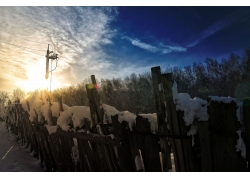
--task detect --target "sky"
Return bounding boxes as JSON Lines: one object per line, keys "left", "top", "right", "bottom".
{"left": 0, "top": 5, "right": 250, "bottom": 93}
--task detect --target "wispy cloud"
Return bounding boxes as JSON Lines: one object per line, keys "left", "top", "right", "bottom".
{"left": 130, "top": 39, "right": 158, "bottom": 53}
{"left": 123, "top": 37, "right": 186, "bottom": 54}
{"left": 187, "top": 7, "right": 250, "bottom": 47}
{"left": 0, "top": 7, "right": 118, "bottom": 92}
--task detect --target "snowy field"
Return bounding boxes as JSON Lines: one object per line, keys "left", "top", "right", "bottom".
{"left": 0, "top": 121, "right": 43, "bottom": 172}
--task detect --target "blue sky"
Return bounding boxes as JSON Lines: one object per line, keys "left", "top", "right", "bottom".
{"left": 0, "top": 6, "right": 250, "bottom": 92}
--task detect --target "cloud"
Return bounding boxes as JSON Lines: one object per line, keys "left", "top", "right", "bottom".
{"left": 124, "top": 37, "right": 186, "bottom": 54}
{"left": 0, "top": 7, "right": 118, "bottom": 92}
{"left": 187, "top": 7, "right": 250, "bottom": 47}
{"left": 130, "top": 39, "right": 158, "bottom": 53}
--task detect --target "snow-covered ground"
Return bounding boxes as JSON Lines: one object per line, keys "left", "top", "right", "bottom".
{"left": 0, "top": 121, "right": 43, "bottom": 172}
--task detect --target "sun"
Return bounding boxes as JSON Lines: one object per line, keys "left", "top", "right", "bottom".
{"left": 16, "top": 59, "right": 62, "bottom": 92}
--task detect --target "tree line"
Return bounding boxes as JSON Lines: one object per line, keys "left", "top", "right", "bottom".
{"left": 1, "top": 49, "right": 250, "bottom": 114}
{"left": 51, "top": 49, "right": 250, "bottom": 114}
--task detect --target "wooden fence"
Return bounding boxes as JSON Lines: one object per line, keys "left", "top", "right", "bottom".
{"left": 3, "top": 66, "right": 250, "bottom": 172}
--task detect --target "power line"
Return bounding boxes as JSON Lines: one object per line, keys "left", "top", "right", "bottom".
{"left": 0, "top": 40, "right": 44, "bottom": 56}
{"left": 0, "top": 27, "right": 48, "bottom": 45}
{"left": 49, "top": 57, "right": 59, "bottom": 72}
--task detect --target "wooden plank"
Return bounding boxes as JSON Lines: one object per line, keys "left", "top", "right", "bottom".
{"left": 176, "top": 111, "right": 201, "bottom": 171}
{"left": 28, "top": 119, "right": 38, "bottom": 155}
{"left": 243, "top": 98, "right": 250, "bottom": 171}
{"left": 22, "top": 112, "right": 31, "bottom": 150}
{"left": 161, "top": 73, "right": 185, "bottom": 172}
{"left": 30, "top": 124, "right": 44, "bottom": 162}
{"left": 112, "top": 115, "right": 134, "bottom": 171}
{"left": 60, "top": 135, "right": 75, "bottom": 171}
{"left": 56, "top": 129, "right": 120, "bottom": 146}
{"left": 14, "top": 104, "right": 18, "bottom": 136}
{"left": 95, "top": 142, "right": 109, "bottom": 171}
{"left": 41, "top": 127, "right": 57, "bottom": 171}
{"left": 86, "top": 85, "right": 98, "bottom": 128}
{"left": 90, "top": 75, "right": 104, "bottom": 124}
{"left": 23, "top": 111, "right": 35, "bottom": 152}
{"left": 39, "top": 126, "right": 55, "bottom": 171}
{"left": 32, "top": 124, "right": 51, "bottom": 170}
{"left": 57, "top": 96, "right": 63, "bottom": 112}
{"left": 100, "top": 143, "right": 116, "bottom": 171}
{"left": 58, "top": 135, "right": 70, "bottom": 171}
{"left": 127, "top": 132, "right": 142, "bottom": 171}
{"left": 151, "top": 67, "right": 166, "bottom": 133}
{"left": 77, "top": 138, "right": 89, "bottom": 171}
{"left": 64, "top": 136, "right": 77, "bottom": 171}
{"left": 46, "top": 133, "right": 61, "bottom": 171}
{"left": 208, "top": 99, "right": 247, "bottom": 171}
{"left": 26, "top": 100, "right": 30, "bottom": 112}
{"left": 198, "top": 121, "right": 213, "bottom": 171}
{"left": 20, "top": 109, "right": 28, "bottom": 147}
{"left": 151, "top": 67, "right": 172, "bottom": 171}
{"left": 82, "top": 140, "right": 99, "bottom": 171}
{"left": 96, "top": 123, "right": 119, "bottom": 172}
{"left": 107, "top": 145, "right": 121, "bottom": 171}
{"left": 57, "top": 130, "right": 118, "bottom": 172}
{"left": 56, "top": 134, "right": 71, "bottom": 171}
{"left": 135, "top": 115, "right": 162, "bottom": 172}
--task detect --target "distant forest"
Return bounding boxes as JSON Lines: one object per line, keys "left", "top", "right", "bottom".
{"left": 2, "top": 48, "right": 246, "bottom": 113}
{"left": 49, "top": 49, "right": 250, "bottom": 114}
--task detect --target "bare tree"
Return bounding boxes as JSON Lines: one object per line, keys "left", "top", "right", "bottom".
{"left": 11, "top": 88, "right": 26, "bottom": 103}
{"left": 0, "top": 91, "right": 9, "bottom": 106}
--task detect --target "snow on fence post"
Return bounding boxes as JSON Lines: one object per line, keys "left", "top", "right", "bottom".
{"left": 208, "top": 97, "right": 247, "bottom": 171}
{"left": 161, "top": 73, "right": 185, "bottom": 172}
{"left": 243, "top": 98, "right": 250, "bottom": 171}
{"left": 151, "top": 66, "right": 172, "bottom": 171}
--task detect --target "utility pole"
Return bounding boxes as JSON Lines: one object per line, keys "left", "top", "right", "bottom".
{"left": 45, "top": 44, "right": 58, "bottom": 79}
{"left": 45, "top": 44, "right": 58, "bottom": 92}
{"left": 45, "top": 44, "right": 50, "bottom": 79}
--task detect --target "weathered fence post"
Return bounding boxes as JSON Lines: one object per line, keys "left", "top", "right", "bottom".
{"left": 135, "top": 115, "right": 162, "bottom": 172}
{"left": 208, "top": 97, "right": 247, "bottom": 171}
{"left": 243, "top": 98, "right": 250, "bottom": 171}
{"left": 85, "top": 75, "right": 104, "bottom": 129}
{"left": 25, "top": 100, "right": 39, "bottom": 156}
{"left": 151, "top": 66, "right": 167, "bottom": 134}
{"left": 198, "top": 121, "right": 213, "bottom": 171}
{"left": 162, "top": 73, "right": 202, "bottom": 172}
{"left": 151, "top": 66, "right": 172, "bottom": 171}
{"left": 161, "top": 73, "right": 185, "bottom": 171}
{"left": 58, "top": 96, "right": 63, "bottom": 112}
{"left": 90, "top": 75, "right": 104, "bottom": 125}
{"left": 111, "top": 115, "right": 134, "bottom": 171}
